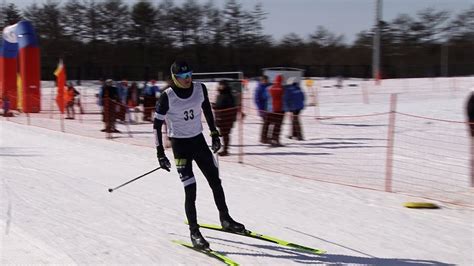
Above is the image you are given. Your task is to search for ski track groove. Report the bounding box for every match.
[3,173,161,263]
[1,165,189,263]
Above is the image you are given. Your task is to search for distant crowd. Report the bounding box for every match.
[255,75,305,147]
[95,78,171,133]
[67,75,306,150]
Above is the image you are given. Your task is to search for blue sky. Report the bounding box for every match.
[10,0,474,43]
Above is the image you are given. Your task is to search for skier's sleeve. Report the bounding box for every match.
[154,92,169,156]
[201,84,218,133]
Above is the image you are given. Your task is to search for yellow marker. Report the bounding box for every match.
[403,202,439,209]
[304,79,314,88]
[16,73,22,111]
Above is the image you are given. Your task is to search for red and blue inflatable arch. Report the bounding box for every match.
[0,20,40,112]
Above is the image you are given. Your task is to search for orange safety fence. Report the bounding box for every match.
[2,78,473,208]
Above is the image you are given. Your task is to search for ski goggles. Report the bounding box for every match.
[173,71,193,79]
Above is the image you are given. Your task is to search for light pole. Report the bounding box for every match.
[372,0,382,81]
[441,42,449,77]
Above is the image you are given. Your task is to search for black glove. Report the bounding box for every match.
[210,130,221,153]
[157,146,171,172]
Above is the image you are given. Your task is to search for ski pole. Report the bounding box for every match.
[108,167,161,193]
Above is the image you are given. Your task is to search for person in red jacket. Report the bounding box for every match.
[267,75,285,146]
[66,83,79,119]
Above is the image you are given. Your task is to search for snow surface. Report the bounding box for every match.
[1,77,473,265]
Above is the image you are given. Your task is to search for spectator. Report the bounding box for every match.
[127,82,140,123]
[2,95,13,117]
[143,80,159,121]
[467,91,474,137]
[284,77,305,140]
[97,78,106,108]
[161,76,173,92]
[467,91,474,187]
[254,75,271,143]
[101,79,120,133]
[213,80,238,156]
[117,80,129,122]
[66,82,79,119]
[267,74,285,147]
[73,83,84,115]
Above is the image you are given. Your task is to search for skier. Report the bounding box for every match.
[153,61,245,249]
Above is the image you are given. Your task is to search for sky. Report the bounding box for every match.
[8,0,474,44]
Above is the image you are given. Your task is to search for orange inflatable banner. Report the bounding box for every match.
[54,60,67,113]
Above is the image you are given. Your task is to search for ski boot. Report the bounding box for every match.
[220,214,246,233]
[190,228,210,250]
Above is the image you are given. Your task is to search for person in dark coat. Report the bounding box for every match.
[284,77,305,140]
[101,79,120,133]
[467,91,474,137]
[127,82,140,123]
[467,91,474,187]
[117,80,129,122]
[254,75,271,144]
[213,80,238,156]
[2,95,13,117]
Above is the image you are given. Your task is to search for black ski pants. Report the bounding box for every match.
[170,133,229,231]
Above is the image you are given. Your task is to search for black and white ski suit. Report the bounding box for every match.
[153,82,229,230]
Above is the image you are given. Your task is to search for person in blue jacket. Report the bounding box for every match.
[284,77,305,140]
[143,80,160,121]
[254,75,272,143]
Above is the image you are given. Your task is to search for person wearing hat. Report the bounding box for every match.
[213,80,238,156]
[153,61,245,249]
[267,74,285,146]
[100,79,120,133]
[284,77,305,140]
[466,90,474,187]
[65,82,79,119]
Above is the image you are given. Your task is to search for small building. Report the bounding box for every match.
[262,67,304,84]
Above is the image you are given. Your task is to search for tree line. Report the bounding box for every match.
[1,0,473,80]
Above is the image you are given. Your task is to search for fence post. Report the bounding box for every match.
[60,113,65,132]
[362,80,369,104]
[50,86,54,118]
[471,136,474,187]
[385,93,398,192]
[78,86,83,123]
[238,87,244,164]
[314,82,320,121]
[25,92,31,126]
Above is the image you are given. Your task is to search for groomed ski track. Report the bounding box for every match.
[1,119,472,265]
